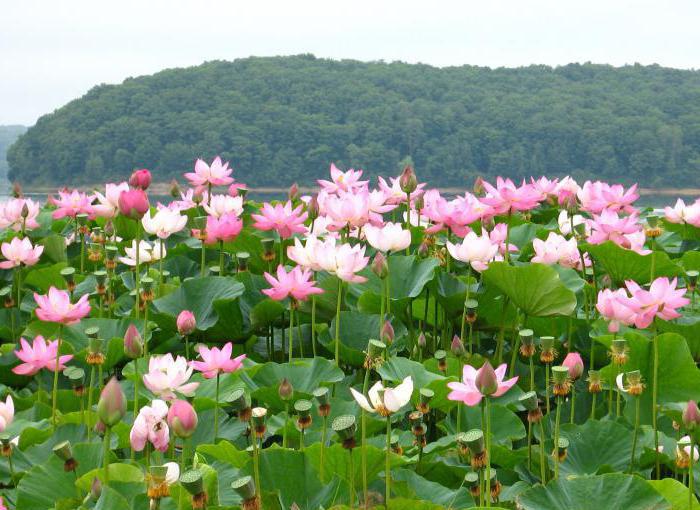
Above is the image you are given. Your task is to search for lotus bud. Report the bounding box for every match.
[332,414,357,449]
[435,349,447,373]
[278,378,293,401]
[417,388,434,414]
[288,182,299,201]
[96,377,126,427]
[177,310,196,336]
[118,188,150,219]
[124,324,144,359]
[562,352,584,380]
[371,252,388,279]
[60,266,76,292]
[20,202,29,218]
[417,332,426,349]
[381,320,394,345]
[180,469,208,509]
[307,194,319,221]
[168,400,198,439]
[451,334,465,357]
[94,419,106,435]
[475,361,498,396]
[90,476,102,501]
[399,165,417,194]
[231,475,257,505]
[129,168,152,190]
[465,299,479,323]
[518,329,535,357]
[294,399,313,429]
[313,387,331,417]
[684,400,700,431]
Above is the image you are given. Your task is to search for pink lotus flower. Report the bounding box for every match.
[317,163,368,194]
[167,399,198,438]
[423,190,489,236]
[530,176,559,200]
[315,237,369,283]
[578,181,639,214]
[118,188,150,219]
[262,265,323,302]
[192,212,243,244]
[251,201,308,239]
[0,237,43,268]
[0,197,41,231]
[446,231,499,272]
[587,209,648,253]
[190,342,246,379]
[378,175,426,205]
[177,310,196,336]
[480,177,542,214]
[554,176,581,208]
[447,362,518,406]
[364,222,411,252]
[166,187,207,212]
[562,352,584,379]
[489,223,518,256]
[50,189,95,220]
[323,191,371,230]
[228,182,248,197]
[625,277,690,329]
[33,287,90,325]
[0,395,14,432]
[141,207,187,239]
[532,232,588,270]
[13,335,73,375]
[130,399,170,452]
[93,182,130,218]
[664,198,700,227]
[595,288,637,333]
[287,235,323,271]
[129,168,152,190]
[142,354,199,400]
[184,156,234,188]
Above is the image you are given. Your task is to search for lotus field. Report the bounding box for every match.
[3,160,700,510]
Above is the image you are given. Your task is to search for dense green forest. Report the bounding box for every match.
[7,55,700,187]
[1,125,26,178]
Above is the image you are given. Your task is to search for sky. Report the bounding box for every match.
[2,0,700,125]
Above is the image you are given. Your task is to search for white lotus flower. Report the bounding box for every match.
[142,208,188,239]
[203,194,244,218]
[349,376,413,416]
[119,240,166,266]
[446,231,499,272]
[364,222,412,253]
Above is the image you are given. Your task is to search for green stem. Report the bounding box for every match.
[570,389,576,424]
[200,235,206,277]
[591,392,597,421]
[653,333,660,479]
[545,364,551,415]
[311,294,317,357]
[527,419,532,471]
[87,366,95,440]
[485,397,492,508]
[131,357,139,460]
[460,267,472,348]
[538,419,547,483]
[135,223,141,319]
[289,306,294,364]
[103,426,111,486]
[554,396,562,480]
[691,440,695,510]
[214,372,220,442]
[385,416,392,506]
[349,447,356,507]
[361,368,371,507]
[320,415,328,483]
[504,210,512,264]
[405,193,411,256]
[219,240,224,276]
[251,423,262,504]
[334,279,343,366]
[159,238,165,296]
[80,232,85,274]
[51,324,63,428]
[630,396,640,472]
[529,356,535,391]
[283,403,289,448]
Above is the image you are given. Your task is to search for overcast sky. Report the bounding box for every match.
[2,0,700,125]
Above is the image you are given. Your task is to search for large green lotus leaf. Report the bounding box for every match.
[16,442,104,510]
[323,312,408,367]
[241,358,344,410]
[94,486,131,509]
[584,241,681,286]
[378,356,444,392]
[152,276,244,330]
[481,262,576,317]
[348,254,438,302]
[330,499,450,509]
[557,419,645,476]
[680,250,700,271]
[236,271,286,330]
[657,316,700,361]
[663,219,700,241]
[392,468,474,508]
[38,233,68,263]
[516,473,670,510]
[649,478,700,509]
[62,317,147,365]
[22,261,68,293]
[442,403,526,445]
[597,332,700,423]
[431,271,471,316]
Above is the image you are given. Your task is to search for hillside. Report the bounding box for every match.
[7,55,700,187]
[1,125,27,178]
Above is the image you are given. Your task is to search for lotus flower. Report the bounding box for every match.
[50,189,95,220]
[587,209,648,254]
[317,163,368,194]
[184,156,234,188]
[595,288,637,333]
[141,208,187,239]
[378,175,426,204]
[13,336,73,375]
[447,362,518,406]
[142,354,199,400]
[33,287,90,324]
[190,342,246,379]
[167,399,198,438]
[97,377,127,427]
[262,265,323,302]
[364,222,411,252]
[119,240,166,266]
[287,235,323,271]
[0,237,43,268]
[554,176,581,208]
[130,399,170,452]
[480,177,542,214]
[251,201,308,239]
[562,352,584,379]
[0,197,41,231]
[0,395,14,432]
[93,182,130,218]
[532,232,588,270]
[314,237,369,283]
[625,277,690,329]
[202,194,244,218]
[664,198,700,227]
[558,210,587,236]
[349,376,413,416]
[323,191,371,231]
[446,230,499,272]
[577,181,639,214]
[118,188,150,219]
[423,190,489,236]
[176,310,196,336]
[193,213,243,244]
[129,169,152,190]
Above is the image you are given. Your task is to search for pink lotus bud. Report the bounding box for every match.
[279,378,293,401]
[451,335,465,356]
[371,252,388,279]
[475,361,498,396]
[129,168,152,190]
[90,477,102,500]
[12,182,22,198]
[21,203,29,218]
[417,332,426,349]
[381,320,394,344]
[684,400,700,431]
[399,166,417,194]
[562,352,584,380]
[288,183,299,201]
[118,189,149,219]
[167,399,198,438]
[169,179,180,198]
[177,310,196,336]
[96,377,126,427]
[94,420,106,435]
[307,194,319,221]
[123,324,143,359]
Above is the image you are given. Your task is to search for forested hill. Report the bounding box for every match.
[8,55,700,188]
[1,125,26,178]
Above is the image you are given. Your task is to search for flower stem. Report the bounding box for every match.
[283,403,289,448]
[485,397,492,508]
[51,324,63,428]
[334,279,343,366]
[591,392,597,421]
[538,419,547,483]
[311,294,317,357]
[653,333,660,479]
[545,363,551,415]
[691,440,695,510]
[349,447,356,507]
[460,267,472,348]
[629,396,640,473]
[554,396,562,480]
[288,305,294,363]
[570,389,576,424]
[214,372,220,442]
[135,223,141,319]
[103,426,111,486]
[159,238,165,296]
[385,416,392,506]
[219,240,224,276]
[320,415,328,483]
[200,238,206,277]
[529,356,535,391]
[361,368,371,507]
[527,419,532,471]
[251,423,262,504]
[87,366,95,440]
[131,357,139,460]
